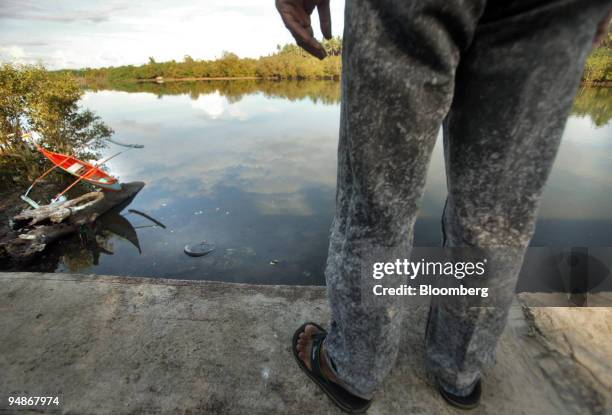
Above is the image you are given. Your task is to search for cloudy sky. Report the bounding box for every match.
[0,0,345,69]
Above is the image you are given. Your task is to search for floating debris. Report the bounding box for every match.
[270,259,279,265]
[106,138,145,148]
[184,241,216,257]
[128,209,166,229]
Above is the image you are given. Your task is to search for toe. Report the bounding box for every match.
[304,324,319,336]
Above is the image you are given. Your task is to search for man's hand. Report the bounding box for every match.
[593,8,612,47]
[276,0,332,59]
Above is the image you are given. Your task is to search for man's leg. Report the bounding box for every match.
[321,0,485,399]
[426,0,611,397]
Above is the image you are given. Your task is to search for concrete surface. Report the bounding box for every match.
[0,272,610,415]
[520,300,612,395]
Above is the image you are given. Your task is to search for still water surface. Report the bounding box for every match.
[53,81,612,284]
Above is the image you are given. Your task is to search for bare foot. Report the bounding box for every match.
[296,324,339,383]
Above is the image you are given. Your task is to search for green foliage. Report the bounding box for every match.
[64,38,344,85]
[0,63,111,185]
[322,36,342,56]
[583,33,612,83]
[45,31,612,85]
[572,86,611,127]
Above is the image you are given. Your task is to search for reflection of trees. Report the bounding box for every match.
[60,244,96,272]
[572,87,611,127]
[87,80,341,106]
[88,82,611,127]
[0,228,105,274]
[0,203,141,274]
[0,230,115,273]
[61,230,115,272]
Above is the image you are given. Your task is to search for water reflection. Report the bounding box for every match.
[86,79,341,106]
[572,86,611,127]
[46,83,612,283]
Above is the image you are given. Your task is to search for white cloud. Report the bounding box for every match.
[189,91,252,120]
[191,92,226,119]
[0,0,346,69]
[0,45,31,64]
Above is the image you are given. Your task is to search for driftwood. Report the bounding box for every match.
[1,181,144,260]
[15,192,104,225]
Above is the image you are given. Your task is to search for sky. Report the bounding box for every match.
[0,0,345,70]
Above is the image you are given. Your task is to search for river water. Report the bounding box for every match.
[45,81,612,284]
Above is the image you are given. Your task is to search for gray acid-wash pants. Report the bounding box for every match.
[323,0,611,399]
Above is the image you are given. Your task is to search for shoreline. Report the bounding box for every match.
[580,80,612,86]
[135,76,340,83]
[96,77,610,85]
[137,76,263,83]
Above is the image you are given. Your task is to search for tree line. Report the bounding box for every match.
[0,64,111,186]
[63,33,610,86]
[583,33,612,83]
[65,38,343,85]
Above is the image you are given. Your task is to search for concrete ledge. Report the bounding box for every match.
[0,272,609,414]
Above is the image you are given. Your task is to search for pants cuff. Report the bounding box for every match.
[437,375,480,397]
[323,338,375,400]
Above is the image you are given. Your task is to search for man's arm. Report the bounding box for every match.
[275,0,332,59]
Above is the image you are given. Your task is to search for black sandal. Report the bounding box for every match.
[436,378,482,410]
[292,322,372,414]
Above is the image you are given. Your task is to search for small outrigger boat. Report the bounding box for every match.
[38,147,121,191]
[18,132,124,208]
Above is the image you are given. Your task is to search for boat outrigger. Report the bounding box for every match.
[19,132,124,208]
[37,148,122,191]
